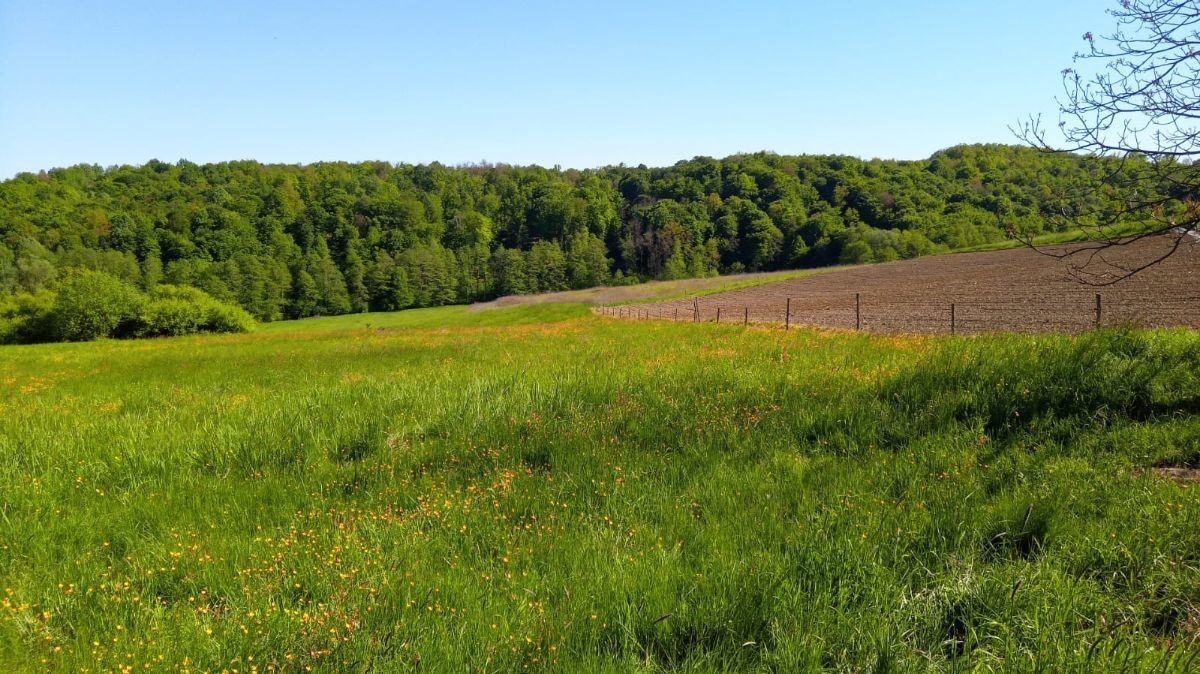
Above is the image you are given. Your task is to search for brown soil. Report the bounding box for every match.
[609,235,1200,334]
[1137,467,1200,482]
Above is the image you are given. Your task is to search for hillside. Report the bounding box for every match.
[0,145,1157,327]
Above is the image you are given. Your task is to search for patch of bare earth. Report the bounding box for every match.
[1138,467,1200,482]
[611,235,1200,334]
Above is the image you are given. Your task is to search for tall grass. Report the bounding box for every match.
[1,305,1198,671]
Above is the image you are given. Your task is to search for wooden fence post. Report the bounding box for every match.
[785,298,791,330]
[950,303,956,335]
[716,307,721,324]
[855,293,861,331]
[744,307,749,326]
[694,299,699,322]
[1095,293,1102,329]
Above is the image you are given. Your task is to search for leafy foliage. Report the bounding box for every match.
[49,269,144,341]
[0,145,1154,321]
[0,270,254,343]
[133,285,257,337]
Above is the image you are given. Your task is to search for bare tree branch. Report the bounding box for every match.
[1013,0,1200,283]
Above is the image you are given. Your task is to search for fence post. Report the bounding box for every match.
[785,298,791,331]
[674,307,678,321]
[950,303,956,335]
[694,299,699,323]
[855,293,861,331]
[1095,293,1102,329]
[717,307,721,324]
[744,307,749,326]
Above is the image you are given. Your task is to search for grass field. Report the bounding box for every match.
[468,269,836,310]
[3,305,1200,672]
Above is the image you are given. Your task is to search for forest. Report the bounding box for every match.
[0,144,1155,340]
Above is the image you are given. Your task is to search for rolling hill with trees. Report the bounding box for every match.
[0,144,1162,341]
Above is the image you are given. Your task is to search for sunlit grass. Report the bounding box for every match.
[257,302,592,333]
[1,306,1199,672]
[957,221,1164,253]
[601,268,843,306]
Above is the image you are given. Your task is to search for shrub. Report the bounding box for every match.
[201,301,256,333]
[0,291,55,344]
[50,269,143,341]
[11,274,257,343]
[134,297,206,337]
[133,285,256,337]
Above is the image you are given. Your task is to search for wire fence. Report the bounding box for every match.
[599,292,1200,334]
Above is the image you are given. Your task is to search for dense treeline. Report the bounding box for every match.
[0,144,1150,328]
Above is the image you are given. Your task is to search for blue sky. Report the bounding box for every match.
[0,1,1111,177]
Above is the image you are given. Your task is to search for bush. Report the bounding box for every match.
[202,301,256,333]
[50,269,143,341]
[134,297,206,337]
[0,291,55,344]
[133,285,256,337]
[3,272,257,343]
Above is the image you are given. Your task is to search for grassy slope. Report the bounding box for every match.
[2,306,1200,672]
[470,269,835,311]
[258,303,589,332]
[956,221,1164,254]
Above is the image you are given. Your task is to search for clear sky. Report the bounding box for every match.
[0,1,1111,177]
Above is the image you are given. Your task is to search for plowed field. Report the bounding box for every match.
[609,235,1200,333]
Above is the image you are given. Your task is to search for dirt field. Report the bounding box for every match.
[608,235,1200,334]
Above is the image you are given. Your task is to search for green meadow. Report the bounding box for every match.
[2,304,1199,672]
